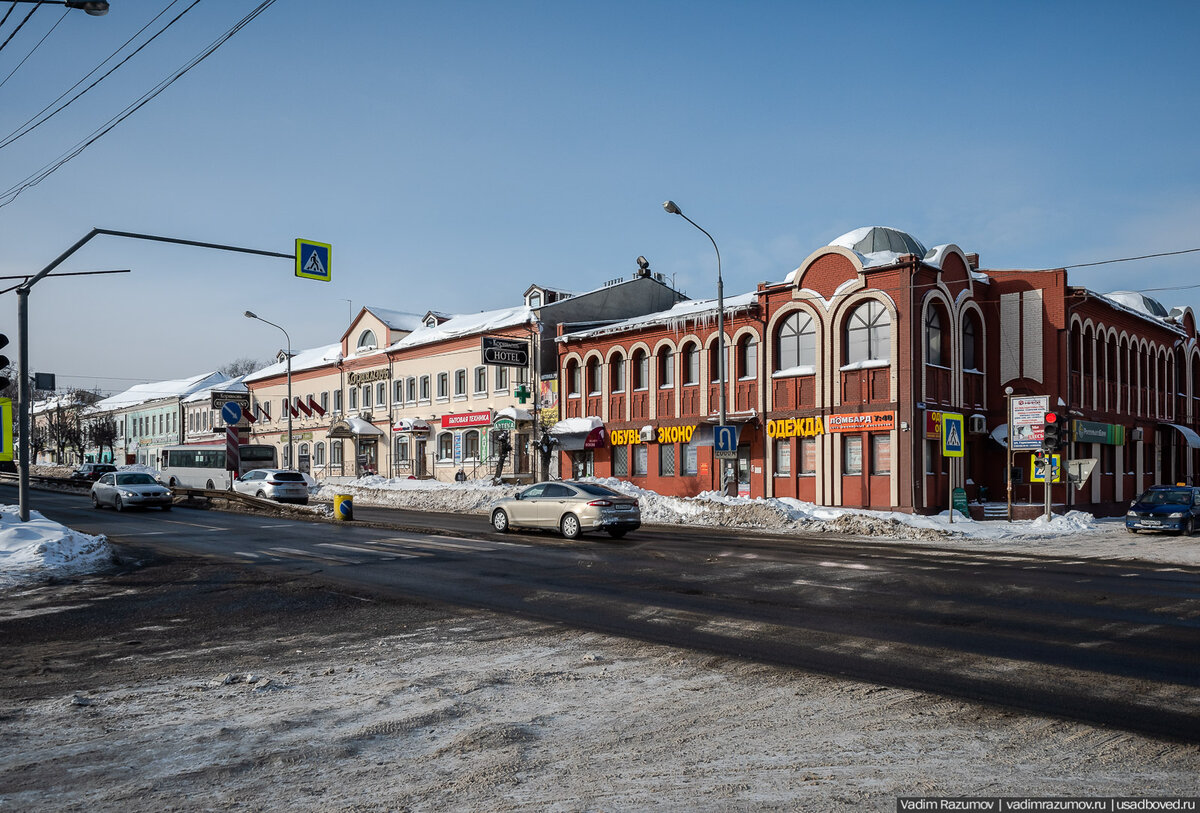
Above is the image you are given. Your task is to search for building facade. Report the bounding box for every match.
[556,226,1200,517]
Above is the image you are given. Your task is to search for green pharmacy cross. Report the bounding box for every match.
[515,385,531,404]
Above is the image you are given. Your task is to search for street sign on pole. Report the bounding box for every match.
[714,424,739,460]
[295,238,332,282]
[941,412,964,458]
[220,401,243,426]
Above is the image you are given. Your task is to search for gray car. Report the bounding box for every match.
[233,468,309,505]
[91,472,173,511]
[490,480,640,539]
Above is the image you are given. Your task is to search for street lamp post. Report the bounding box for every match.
[663,200,732,495]
[244,311,292,472]
[8,1,110,15]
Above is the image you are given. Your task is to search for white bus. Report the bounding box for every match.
[159,443,278,490]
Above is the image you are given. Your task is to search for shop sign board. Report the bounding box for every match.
[826,411,895,433]
[481,337,529,367]
[925,410,942,440]
[1073,420,1125,445]
[441,410,493,428]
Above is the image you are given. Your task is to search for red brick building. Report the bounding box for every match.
[556,226,1200,517]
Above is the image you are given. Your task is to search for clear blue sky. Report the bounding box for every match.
[2,1,1197,395]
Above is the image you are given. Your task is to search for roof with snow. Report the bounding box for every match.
[559,292,758,341]
[182,374,248,404]
[389,306,535,351]
[362,306,425,332]
[829,226,929,269]
[243,343,344,383]
[95,371,230,411]
[1097,290,1169,319]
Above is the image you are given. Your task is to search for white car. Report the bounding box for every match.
[233,469,310,505]
[490,481,640,539]
[91,472,173,511]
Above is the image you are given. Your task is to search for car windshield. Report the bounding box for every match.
[116,473,157,486]
[1141,489,1191,505]
[572,482,620,497]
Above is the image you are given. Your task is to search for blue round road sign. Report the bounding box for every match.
[221,401,243,425]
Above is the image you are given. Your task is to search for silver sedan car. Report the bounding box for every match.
[233,469,310,505]
[91,472,173,511]
[490,480,640,539]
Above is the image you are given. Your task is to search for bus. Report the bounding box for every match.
[159,443,278,490]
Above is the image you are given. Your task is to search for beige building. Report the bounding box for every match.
[244,270,684,481]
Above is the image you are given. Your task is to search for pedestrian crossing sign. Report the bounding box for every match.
[941,411,964,458]
[295,238,331,282]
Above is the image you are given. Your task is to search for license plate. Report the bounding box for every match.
[614,504,632,511]
[1143,520,1160,526]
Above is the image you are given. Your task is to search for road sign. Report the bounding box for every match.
[1067,457,1098,488]
[1031,453,1062,483]
[481,336,529,367]
[941,412,964,457]
[295,238,332,282]
[210,391,251,411]
[714,424,739,459]
[221,401,243,425]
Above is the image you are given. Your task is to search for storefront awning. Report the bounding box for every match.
[329,416,385,438]
[1160,423,1200,449]
[495,406,533,422]
[549,417,603,451]
[393,418,431,433]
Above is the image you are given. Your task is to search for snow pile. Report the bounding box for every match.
[0,505,112,590]
[314,476,520,514]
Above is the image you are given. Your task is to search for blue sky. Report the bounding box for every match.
[2,1,1198,395]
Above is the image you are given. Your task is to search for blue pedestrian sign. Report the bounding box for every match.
[941,412,964,458]
[714,424,739,460]
[221,401,243,426]
[295,238,332,282]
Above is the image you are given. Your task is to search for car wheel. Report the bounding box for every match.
[114,496,124,512]
[1126,527,1138,534]
[161,503,172,511]
[256,490,267,499]
[206,480,215,490]
[91,493,101,509]
[491,509,510,533]
[560,513,581,540]
[168,477,178,488]
[607,529,628,539]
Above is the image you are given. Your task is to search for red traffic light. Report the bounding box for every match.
[1044,412,1059,424]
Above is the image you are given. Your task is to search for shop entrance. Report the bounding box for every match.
[358,440,378,476]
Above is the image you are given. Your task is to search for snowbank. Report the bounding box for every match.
[0,505,113,590]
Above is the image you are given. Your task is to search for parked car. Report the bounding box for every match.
[1125,485,1200,534]
[490,480,640,539]
[91,472,173,511]
[70,463,117,481]
[233,468,309,505]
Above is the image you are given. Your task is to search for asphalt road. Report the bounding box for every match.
[11,483,1200,742]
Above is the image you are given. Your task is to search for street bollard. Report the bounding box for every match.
[334,494,354,521]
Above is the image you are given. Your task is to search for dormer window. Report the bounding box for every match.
[357,330,377,352]
[425,316,438,328]
[527,291,543,309]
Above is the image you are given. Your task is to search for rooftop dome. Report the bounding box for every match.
[1103,291,1169,319]
[829,226,928,260]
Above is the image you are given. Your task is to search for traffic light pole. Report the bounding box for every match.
[14,228,295,521]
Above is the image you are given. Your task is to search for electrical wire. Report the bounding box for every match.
[0,0,278,208]
[0,0,187,150]
[0,1,39,56]
[0,5,18,31]
[0,7,68,91]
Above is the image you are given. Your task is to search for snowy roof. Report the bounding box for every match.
[182,374,248,404]
[390,306,534,351]
[342,416,383,435]
[829,226,928,269]
[95,371,229,411]
[363,306,425,332]
[1097,290,1169,319]
[559,293,758,341]
[243,343,344,383]
[549,417,603,435]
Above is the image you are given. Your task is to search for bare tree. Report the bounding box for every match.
[45,406,80,465]
[87,416,118,464]
[220,357,266,378]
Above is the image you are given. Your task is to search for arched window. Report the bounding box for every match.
[632,349,649,390]
[657,347,674,388]
[925,308,945,366]
[736,335,758,379]
[962,313,979,370]
[437,432,453,460]
[357,330,377,351]
[566,360,581,397]
[315,442,326,466]
[463,430,480,460]
[681,343,700,385]
[776,312,815,372]
[332,441,343,465]
[586,357,601,395]
[395,436,409,462]
[610,354,626,392]
[846,301,891,364]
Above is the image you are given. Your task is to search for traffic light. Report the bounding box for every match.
[1043,411,1065,450]
[0,333,9,390]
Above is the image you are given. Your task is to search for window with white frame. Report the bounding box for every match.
[376,382,386,406]
[681,440,698,475]
[362,385,371,408]
[463,430,480,460]
[437,432,453,460]
[396,436,409,462]
[334,389,343,413]
[494,367,509,392]
[332,441,343,464]
[349,388,358,410]
[420,375,430,401]
[315,442,326,466]
[846,300,891,365]
[633,444,648,476]
[474,366,487,394]
[437,373,449,400]
[454,369,467,398]
[774,438,791,476]
[394,380,404,404]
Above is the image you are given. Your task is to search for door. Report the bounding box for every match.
[415,440,427,478]
[538,483,574,527]
[510,483,546,526]
[736,444,752,497]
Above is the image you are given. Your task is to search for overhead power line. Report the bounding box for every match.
[0,2,39,56]
[0,8,69,91]
[0,0,188,150]
[0,0,279,208]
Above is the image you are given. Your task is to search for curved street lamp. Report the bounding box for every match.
[663,200,732,493]
[244,311,292,471]
[10,0,110,15]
